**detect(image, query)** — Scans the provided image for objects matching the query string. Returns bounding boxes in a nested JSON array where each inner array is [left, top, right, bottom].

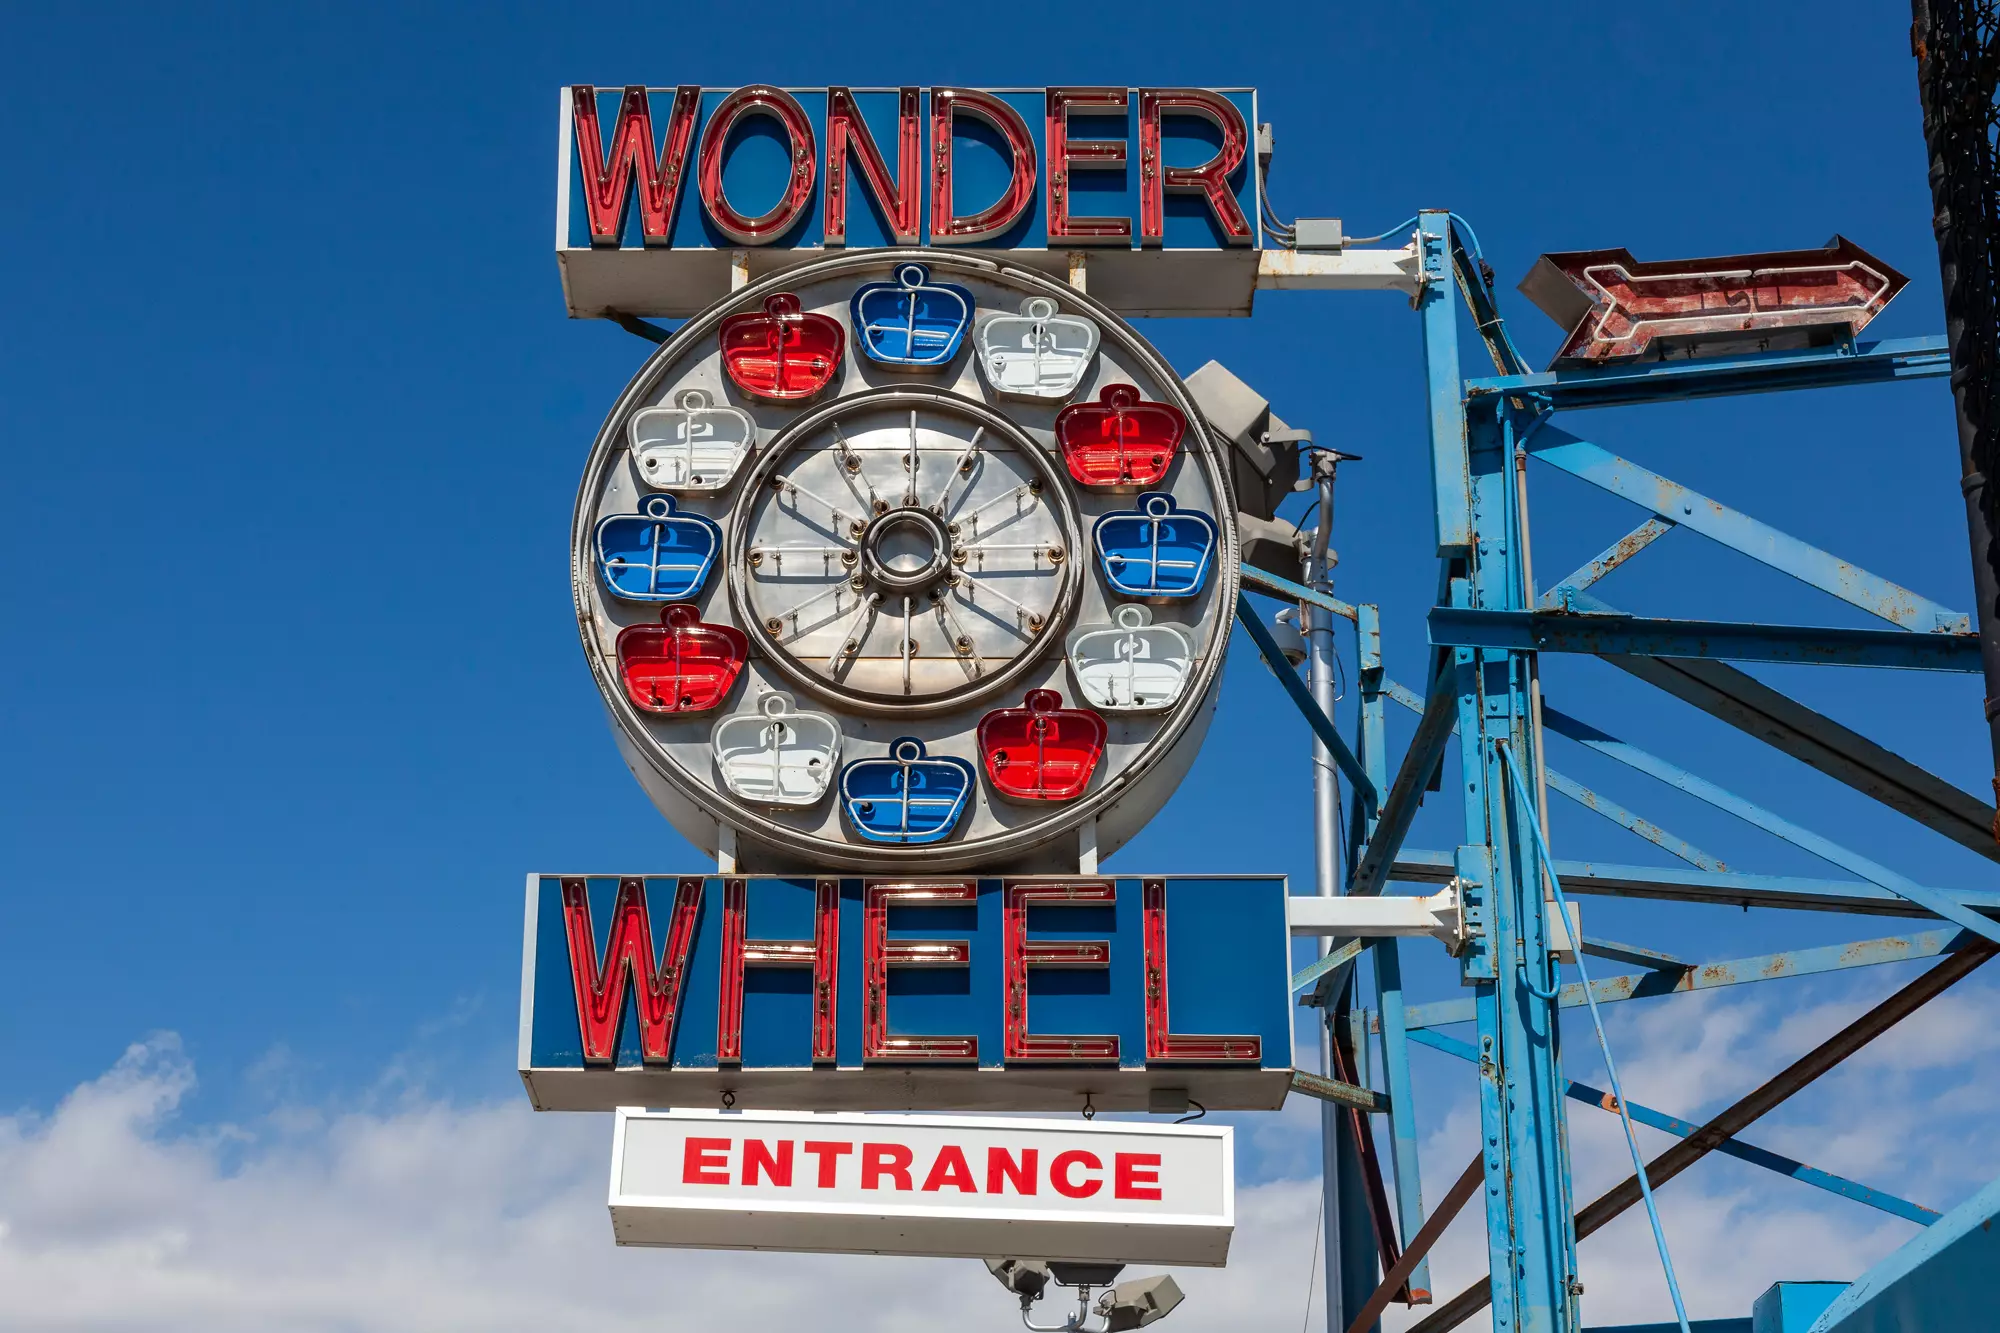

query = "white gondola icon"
[[711, 692, 843, 807], [629, 388, 758, 493], [1065, 604, 1195, 712], [973, 296, 1101, 401]]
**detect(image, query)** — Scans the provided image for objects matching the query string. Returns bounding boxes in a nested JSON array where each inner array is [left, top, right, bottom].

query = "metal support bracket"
[[1288, 883, 1462, 945]]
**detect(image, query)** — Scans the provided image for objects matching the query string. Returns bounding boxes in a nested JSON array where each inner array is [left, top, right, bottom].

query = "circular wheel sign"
[[571, 251, 1240, 872]]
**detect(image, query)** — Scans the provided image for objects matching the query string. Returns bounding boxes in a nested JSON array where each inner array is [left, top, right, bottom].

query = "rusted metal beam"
[[1406, 944, 1996, 1333], [1343, 1154, 1486, 1333], [1331, 1010, 1407, 1297], [1541, 516, 1677, 610], [1290, 1069, 1389, 1113]]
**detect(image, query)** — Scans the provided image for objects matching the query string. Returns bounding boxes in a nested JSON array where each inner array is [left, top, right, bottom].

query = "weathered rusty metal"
[[1343, 1154, 1485, 1333], [1519, 237, 1908, 365], [1407, 943, 1996, 1333], [1330, 1011, 1409, 1299], [1289, 1069, 1389, 1113], [1540, 516, 1676, 610]]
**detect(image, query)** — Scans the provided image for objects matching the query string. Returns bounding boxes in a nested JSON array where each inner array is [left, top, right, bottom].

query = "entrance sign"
[[519, 875, 1294, 1112], [610, 1108, 1234, 1265], [557, 85, 1263, 317]]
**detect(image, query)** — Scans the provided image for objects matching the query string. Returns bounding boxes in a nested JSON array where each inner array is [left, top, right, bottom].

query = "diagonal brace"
[[1525, 425, 1969, 632], [1566, 588, 1997, 862], [1345, 661, 1458, 898], [1235, 593, 1378, 815], [1541, 515, 1676, 610], [1541, 706, 2000, 946], [1408, 1028, 1938, 1226], [1408, 943, 1996, 1333], [1605, 649, 2000, 864]]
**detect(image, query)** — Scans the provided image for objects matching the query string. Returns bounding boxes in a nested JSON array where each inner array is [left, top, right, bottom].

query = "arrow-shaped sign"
[[1518, 235, 1907, 365]]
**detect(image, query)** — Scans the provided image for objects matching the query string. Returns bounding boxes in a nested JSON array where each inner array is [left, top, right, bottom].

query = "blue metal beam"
[[1348, 602, 1433, 1305], [1809, 1173, 2000, 1333], [1382, 676, 1728, 873], [1419, 212, 1472, 555], [1462, 335, 1950, 411], [1539, 706, 2000, 946], [1430, 607, 1981, 672], [1579, 937, 1689, 973], [1409, 1029, 1939, 1227], [1597, 644, 2000, 865], [1524, 428, 1968, 633], [1542, 516, 1677, 610], [1389, 849, 2000, 919], [1347, 664, 1457, 897], [1396, 928, 1977, 1031], [1241, 562, 1360, 622], [1543, 767, 1727, 872], [1234, 593, 1379, 816]]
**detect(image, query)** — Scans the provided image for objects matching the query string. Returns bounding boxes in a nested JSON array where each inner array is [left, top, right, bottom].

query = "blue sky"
[[2, 4, 1995, 1330]]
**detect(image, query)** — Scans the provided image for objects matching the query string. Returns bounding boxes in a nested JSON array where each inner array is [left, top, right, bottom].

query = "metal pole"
[[1911, 0, 2000, 835], [1307, 450, 1346, 1333]]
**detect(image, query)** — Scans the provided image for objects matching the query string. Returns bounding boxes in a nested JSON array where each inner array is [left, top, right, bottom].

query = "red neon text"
[[679, 1137, 1170, 1201]]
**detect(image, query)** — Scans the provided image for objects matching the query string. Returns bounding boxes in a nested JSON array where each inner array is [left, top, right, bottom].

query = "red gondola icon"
[[976, 688, 1107, 802], [615, 604, 749, 714], [1054, 384, 1186, 490], [718, 293, 844, 402]]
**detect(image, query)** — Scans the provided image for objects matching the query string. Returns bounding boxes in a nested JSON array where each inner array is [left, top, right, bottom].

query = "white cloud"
[[0, 1038, 1327, 1333], [2, 967, 1992, 1333]]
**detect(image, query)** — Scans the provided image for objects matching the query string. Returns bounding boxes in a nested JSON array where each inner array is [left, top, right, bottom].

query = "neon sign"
[[521, 874, 1293, 1111], [556, 86, 1262, 318]]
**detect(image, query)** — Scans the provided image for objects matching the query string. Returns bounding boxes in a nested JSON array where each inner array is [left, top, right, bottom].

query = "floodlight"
[[1048, 1262, 1126, 1289], [1097, 1274, 1185, 1330], [987, 1258, 1051, 1304]]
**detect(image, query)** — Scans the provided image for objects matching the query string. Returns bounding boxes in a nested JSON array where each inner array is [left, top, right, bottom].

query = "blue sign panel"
[[519, 874, 1295, 1112]]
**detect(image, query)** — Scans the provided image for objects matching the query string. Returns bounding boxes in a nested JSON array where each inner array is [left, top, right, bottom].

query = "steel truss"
[[1251, 211, 1999, 1333]]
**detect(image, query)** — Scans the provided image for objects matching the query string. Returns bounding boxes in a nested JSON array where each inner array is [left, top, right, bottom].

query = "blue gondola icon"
[[838, 737, 975, 844], [595, 494, 722, 602], [1092, 493, 1218, 600], [849, 263, 975, 369]]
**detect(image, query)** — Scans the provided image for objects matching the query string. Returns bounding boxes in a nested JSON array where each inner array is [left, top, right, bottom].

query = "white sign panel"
[[610, 1108, 1234, 1265]]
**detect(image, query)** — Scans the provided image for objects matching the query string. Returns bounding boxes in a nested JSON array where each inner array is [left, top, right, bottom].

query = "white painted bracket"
[[1285, 883, 1580, 964], [1255, 243, 1422, 296], [1287, 883, 1461, 943]]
